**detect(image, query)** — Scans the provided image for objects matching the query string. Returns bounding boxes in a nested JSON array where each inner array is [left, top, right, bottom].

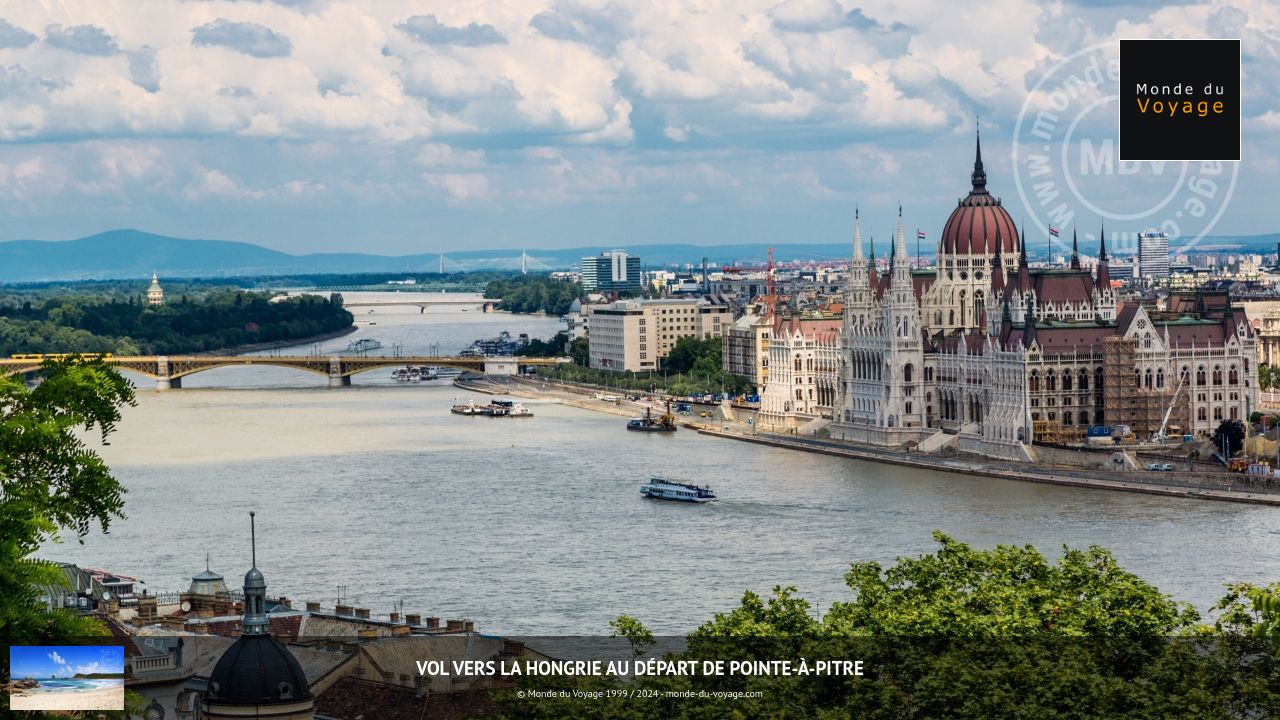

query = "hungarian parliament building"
[[757, 133, 1258, 460]]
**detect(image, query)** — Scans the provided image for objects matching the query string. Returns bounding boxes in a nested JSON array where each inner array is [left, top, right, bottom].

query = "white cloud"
[[422, 171, 492, 204], [49, 651, 65, 664]]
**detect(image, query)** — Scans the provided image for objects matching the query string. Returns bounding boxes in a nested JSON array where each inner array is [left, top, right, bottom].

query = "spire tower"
[[971, 117, 987, 193]]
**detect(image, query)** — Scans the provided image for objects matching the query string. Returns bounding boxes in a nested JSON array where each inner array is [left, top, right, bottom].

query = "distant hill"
[[2, 228, 1278, 283]]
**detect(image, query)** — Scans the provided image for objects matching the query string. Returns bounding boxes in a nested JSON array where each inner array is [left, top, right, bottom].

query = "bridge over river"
[[0, 354, 562, 389]]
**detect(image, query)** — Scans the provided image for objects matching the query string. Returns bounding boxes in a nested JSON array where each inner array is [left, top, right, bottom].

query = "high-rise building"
[[1138, 231, 1170, 278], [581, 250, 642, 295]]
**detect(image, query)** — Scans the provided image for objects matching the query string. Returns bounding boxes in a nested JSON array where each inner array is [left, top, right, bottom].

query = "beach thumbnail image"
[[7, 645, 124, 711]]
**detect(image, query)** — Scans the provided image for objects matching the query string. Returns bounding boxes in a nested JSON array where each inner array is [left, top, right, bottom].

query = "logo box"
[[1119, 39, 1240, 161]]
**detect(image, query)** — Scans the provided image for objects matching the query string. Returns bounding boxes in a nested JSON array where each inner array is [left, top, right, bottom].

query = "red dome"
[[940, 127, 1019, 257], [941, 194, 1019, 256]]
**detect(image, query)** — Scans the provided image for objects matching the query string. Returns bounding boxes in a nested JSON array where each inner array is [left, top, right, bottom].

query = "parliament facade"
[[759, 132, 1258, 459]]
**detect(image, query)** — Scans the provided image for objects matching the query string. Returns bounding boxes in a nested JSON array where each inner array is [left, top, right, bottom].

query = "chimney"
[[446, 619, 465, 632], [425, 617, 440, 629], [389, 612, 400, 624], [355, 607, 371, 619], [464, 621, 475, 632], [405, 613, 421, 626], [335, 604, 353, 617], [305, 601, 321, 613]]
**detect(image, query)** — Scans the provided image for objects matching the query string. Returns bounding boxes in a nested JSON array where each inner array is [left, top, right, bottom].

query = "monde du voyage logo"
[[1120, 38, 1241, 162], [1013, 39, 1240, 257]]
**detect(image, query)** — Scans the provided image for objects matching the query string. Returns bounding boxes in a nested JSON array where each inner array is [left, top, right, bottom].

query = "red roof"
[[1032, 270, 1096, 304], [941, 195, 1019, 256]]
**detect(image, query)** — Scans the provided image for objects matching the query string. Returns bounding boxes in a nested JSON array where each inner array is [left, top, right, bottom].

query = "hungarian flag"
[[917, 230, 927, 239], [1049, 227, 1061, 237]]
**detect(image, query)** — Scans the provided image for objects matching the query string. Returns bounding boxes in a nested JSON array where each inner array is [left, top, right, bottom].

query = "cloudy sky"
[[0, 0, 1276, 255]]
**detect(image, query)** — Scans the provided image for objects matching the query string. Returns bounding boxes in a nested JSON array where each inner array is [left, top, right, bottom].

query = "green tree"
[[569, 336, 589, 367], [499, 534, 1280, 720], [1212, 418, 1246, 457], [1, 358, 135, 646], [609, 615, 655, 658]]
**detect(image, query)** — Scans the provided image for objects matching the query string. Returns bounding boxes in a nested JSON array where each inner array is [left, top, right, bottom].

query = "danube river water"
[[48, 295, 1280, 634]]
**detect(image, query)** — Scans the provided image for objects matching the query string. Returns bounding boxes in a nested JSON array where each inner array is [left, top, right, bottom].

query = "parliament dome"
[[940, 129, 1019, 257]]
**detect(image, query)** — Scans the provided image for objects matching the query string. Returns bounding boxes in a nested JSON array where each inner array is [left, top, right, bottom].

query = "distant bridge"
[[340, 297, 499, 313], [0, 355, 562, 389]]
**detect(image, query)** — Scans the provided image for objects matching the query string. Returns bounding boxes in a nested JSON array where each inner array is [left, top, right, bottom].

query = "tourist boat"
[[627, 404, 677, 432], [640, 477, 716, 503], [391, 366, 422, 382], [347, 338, 383, 352]]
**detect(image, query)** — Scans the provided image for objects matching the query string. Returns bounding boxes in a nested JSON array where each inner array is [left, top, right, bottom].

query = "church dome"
[[940, 130, 1019, 257], [207, 634, 311, 705]]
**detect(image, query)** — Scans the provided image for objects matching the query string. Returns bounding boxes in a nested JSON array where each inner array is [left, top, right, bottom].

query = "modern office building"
[[1138, 231, 1171, 278], [588, 298, 731, 372], [581, 250, 642, 296]]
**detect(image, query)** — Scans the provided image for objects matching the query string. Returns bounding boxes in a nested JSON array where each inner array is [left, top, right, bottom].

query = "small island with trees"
[[0, 281, 353, 356]]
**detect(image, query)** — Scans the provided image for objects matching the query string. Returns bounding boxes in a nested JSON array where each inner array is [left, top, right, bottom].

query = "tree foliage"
[[485, 276, 582, 316], [0, 289, 352, 356], [1212, 419, 1246, 457], [1, 358, 136, 646], [498, 533, 1279, 719]]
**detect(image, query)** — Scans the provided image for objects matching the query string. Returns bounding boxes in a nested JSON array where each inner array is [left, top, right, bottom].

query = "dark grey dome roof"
[[192, 569, 223, 581], [207, 634, 311, 705]]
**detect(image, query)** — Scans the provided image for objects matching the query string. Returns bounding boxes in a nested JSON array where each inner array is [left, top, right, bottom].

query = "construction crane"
[[1154, 372, 1187, 443]]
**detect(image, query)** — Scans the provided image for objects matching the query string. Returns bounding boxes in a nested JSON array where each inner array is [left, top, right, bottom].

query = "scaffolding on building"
[[1102, 336, 1189, 440]]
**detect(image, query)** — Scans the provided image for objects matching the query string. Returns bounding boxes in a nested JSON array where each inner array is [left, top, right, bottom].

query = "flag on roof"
[[916, 230, 927, 239], [1049, 227, 1061, 237]]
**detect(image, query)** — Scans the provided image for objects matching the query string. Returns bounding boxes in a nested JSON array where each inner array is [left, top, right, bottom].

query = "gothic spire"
[[971, 117, 987, 194], [852, 207, 863, 262], [1070, 225, 1081, 269], [991, 233, 1005, 292], [1096, 220, 1111, 289], [1023, 317, 1037, 348]]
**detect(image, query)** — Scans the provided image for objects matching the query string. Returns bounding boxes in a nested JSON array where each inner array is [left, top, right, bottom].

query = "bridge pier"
[[483, 358, 517, 376], [156, 376, 182, 390], [327, 356, 350, 387]]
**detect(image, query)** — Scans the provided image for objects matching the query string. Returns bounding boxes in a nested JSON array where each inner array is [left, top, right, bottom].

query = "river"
[[46, 293, 1280, 634]]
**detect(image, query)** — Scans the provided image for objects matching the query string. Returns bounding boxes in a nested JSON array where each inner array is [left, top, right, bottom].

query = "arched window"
[[1198, 407, 1207, 421], [1030, 372, 1040, 393], [1157, 368, 1165, 389], [904, 364, 914, 383], [1063, 373, 1073, 391], [1213, 406, 1223, 421], [949, 310, 955, 325], [935, 311, 943, 325], [1229, 366, 1238, 384], [1064, 411, 1073, 426], [794, 357, 802, 371], [1213, 366, 1223, 385], [1145, 368, 1153, 389], [1046, 371, 1056, 392], [1197, 366, 1206, 385], [1079, 370, 1089, 390]]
